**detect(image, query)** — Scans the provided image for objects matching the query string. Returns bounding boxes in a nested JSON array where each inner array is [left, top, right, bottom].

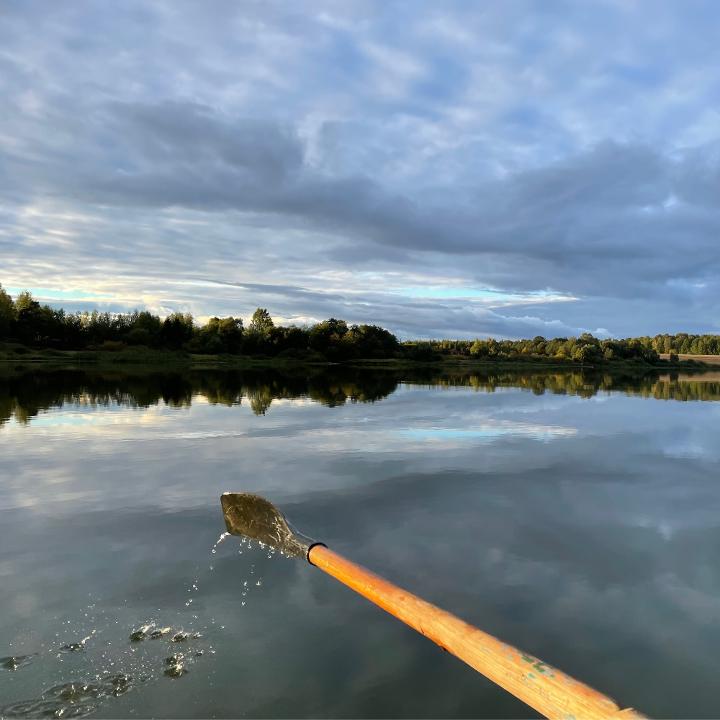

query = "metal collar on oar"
[[221, 492, 323, 561]]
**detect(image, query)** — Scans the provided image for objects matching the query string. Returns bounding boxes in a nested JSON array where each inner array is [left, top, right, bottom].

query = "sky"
[[2, 0, 720, 339]]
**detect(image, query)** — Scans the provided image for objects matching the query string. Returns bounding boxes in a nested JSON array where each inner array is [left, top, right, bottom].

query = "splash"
[[129, 624, 154, 642], [185, 531, 230, 607], [1, 528, 276, 718], [1, 672, 133, 718], [150, 627, 172, 639], [163, 653, 187, 678], [60, 630, 96, 653], [185, 529, 277, 611], [211, 532, 230, 554], [1, 654, 35, 671]]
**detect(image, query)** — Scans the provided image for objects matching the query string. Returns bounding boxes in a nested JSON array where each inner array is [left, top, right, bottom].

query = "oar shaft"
[[308, 545, 644, 720]]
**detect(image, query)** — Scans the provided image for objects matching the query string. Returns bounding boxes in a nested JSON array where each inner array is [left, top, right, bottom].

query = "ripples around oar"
[[1, 530, 278, 718]]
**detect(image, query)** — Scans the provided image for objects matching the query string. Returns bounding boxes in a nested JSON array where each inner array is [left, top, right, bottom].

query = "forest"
[[0, 284, 717, 365]]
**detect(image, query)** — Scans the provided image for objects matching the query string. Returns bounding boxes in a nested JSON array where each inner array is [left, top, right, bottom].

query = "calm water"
[[1, 366, 719, 718]]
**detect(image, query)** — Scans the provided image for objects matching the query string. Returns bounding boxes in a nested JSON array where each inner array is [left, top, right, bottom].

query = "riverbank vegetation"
[[0, 285, 716, 367]]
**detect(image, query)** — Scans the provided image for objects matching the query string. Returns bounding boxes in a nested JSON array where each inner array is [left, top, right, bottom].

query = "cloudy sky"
[[2, 0, 719, 339]]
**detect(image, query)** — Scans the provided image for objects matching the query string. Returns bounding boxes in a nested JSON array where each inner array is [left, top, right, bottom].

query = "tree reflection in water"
[[2, 365, 720, 427]]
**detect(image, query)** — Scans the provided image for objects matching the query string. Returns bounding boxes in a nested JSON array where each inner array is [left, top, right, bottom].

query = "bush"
[[276, 347, 326, 362], [98, 340, 126, 352], [403, 342, 438, 361]]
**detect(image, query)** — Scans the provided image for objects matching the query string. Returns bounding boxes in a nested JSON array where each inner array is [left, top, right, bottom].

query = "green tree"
[[309, 318, 349, 359], [126, 310, 162, 346], [249, 308, 274, 335], [469, 339, 486, 357], [14, 292, 62, 346], [194, 316, 244, 354], [342, 324, 399, 359], [161, 312, 194, 349], [216, 317, 243, 353], [572, 343, 602, 364], [0, 284, 15, 337], [403, 341, 438, 361], [14, 290, 35, 313]]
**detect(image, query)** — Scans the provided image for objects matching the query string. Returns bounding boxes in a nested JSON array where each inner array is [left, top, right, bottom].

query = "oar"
[[221, 492, 645, 719]]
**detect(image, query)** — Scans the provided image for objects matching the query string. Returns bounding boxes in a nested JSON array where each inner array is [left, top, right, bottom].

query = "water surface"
[[1, 366, 719, 718]]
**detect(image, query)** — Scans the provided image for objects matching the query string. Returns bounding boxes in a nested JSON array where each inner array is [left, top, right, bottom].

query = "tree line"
[[0, 286, 399, 361], [404, 335, 663, 363], [405, 332, 720, 362], [632, 334, 720, 355], [1, 284, 716, 364]]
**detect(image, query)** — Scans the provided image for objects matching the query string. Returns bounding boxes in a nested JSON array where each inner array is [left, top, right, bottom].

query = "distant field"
[[661, 353, 720, 365]]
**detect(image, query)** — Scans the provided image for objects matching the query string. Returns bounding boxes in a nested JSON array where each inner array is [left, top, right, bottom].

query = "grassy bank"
[[0, 341, 711, 373], [0, 342, 329, 370]]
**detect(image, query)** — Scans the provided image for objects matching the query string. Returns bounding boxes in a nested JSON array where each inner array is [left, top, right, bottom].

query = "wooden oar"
[[221, 492, 646, 719]]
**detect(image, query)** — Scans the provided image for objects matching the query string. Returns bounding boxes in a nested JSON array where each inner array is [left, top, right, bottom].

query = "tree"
[[216, 317, 243, 353], [309, 318, 348, 359], [403, 342, 438, 361], [266, 325, 309, 355], [342, 324, 399, 359], [572, 343, 602, 364], [194, 316, 244, 354], [126, 310, 162, 346], [161, 312, 194, 349], [249, 308, 274, 335], [14, 291, 36, 313], [0, 284, 15, 338], [469, 340, 486, 357], [13, 293, 61, 346]]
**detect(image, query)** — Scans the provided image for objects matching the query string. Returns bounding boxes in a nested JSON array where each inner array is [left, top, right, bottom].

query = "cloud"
[[2, 1, 720, 337]]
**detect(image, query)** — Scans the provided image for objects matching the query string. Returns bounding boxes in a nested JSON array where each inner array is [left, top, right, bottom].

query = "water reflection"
[[400, 423, 576, 442], [2, 365, 720, 718], [2, 365, 720, 427]]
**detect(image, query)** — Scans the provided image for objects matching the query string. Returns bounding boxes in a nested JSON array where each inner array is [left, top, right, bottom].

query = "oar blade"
[[221, 492, 313, 559]]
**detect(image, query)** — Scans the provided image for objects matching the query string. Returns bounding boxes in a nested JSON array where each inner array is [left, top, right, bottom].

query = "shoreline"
[[0, 343, 712, 373]]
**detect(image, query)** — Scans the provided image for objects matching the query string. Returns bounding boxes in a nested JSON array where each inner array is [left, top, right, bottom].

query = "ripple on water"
[[163, 654, 187, 678], [2, 530, 261, 717], [0, 673, 132, 719], [1, 654, 36, 671], [59, 632, 95, 654], [129, 624, 154, 642], [149, 626, 172, 639]]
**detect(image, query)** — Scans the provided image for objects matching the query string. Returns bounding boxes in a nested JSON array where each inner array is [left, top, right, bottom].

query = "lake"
[[1, 365, 719, 718]]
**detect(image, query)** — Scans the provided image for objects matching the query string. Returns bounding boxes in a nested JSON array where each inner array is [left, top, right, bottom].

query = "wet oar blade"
[[221, 492, 313, 559]]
